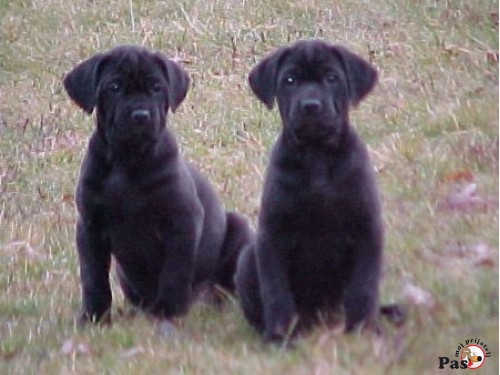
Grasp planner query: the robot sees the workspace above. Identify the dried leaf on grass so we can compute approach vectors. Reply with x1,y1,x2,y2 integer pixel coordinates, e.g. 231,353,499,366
0,347,20,361
486,50,499,64
61,194,75,204
490,11,499,26
60,339,91,356
441,243,494,268
438,182,492,213
439,169,474,184
0,241,43,260
120,346,145,359
402,282,435,308
437,170,496,213
423,242,495,283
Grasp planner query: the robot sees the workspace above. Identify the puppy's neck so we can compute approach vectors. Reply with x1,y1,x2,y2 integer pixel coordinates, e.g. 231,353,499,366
94,128,179,172
280,121,353,157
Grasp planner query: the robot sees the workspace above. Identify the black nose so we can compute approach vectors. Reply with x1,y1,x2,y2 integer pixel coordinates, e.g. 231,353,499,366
131,109,151,122
299,98,323,114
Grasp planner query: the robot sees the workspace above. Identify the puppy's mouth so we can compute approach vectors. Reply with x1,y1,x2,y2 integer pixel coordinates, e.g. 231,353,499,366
107,118,161,145
290,119,339,144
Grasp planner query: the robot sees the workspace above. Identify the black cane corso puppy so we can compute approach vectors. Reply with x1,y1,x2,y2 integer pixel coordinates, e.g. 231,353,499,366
64,45,253,325
235,40,383,342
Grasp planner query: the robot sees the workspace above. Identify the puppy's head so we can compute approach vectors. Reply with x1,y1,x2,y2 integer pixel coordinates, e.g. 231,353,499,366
63,46,189,143
249,40,377,146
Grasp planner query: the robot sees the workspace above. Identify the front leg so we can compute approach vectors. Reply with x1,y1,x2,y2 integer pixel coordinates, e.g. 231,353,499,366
257,234,297,342
343,232,382,332
151,209,203,319
76,218,112,325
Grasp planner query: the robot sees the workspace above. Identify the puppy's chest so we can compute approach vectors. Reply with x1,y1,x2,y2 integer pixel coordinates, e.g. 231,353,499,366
102,171,150,213
272,159,357,228
289,162,342,205
305,162,335,196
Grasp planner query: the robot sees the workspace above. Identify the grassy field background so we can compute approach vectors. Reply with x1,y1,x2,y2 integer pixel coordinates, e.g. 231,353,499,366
0,0,498,374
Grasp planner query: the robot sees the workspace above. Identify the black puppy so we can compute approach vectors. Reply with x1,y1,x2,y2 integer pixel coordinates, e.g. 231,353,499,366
64,46,253,324
235,40,383,342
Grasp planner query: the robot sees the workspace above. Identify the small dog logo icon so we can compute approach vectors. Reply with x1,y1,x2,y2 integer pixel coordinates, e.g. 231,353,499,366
461,345,485,369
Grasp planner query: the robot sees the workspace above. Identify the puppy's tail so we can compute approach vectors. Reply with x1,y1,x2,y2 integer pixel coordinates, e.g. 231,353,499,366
214,212,254,292
379,304,406,326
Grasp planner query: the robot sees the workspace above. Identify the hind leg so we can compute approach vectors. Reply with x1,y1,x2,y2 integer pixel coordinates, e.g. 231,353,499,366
235,245,265,333
214,212,254,292
116,265,143,307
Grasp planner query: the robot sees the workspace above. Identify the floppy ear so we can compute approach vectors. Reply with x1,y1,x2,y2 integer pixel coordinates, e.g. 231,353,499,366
63,53,106,114
155,54,190,113
248,47,289,109
332,46,378,106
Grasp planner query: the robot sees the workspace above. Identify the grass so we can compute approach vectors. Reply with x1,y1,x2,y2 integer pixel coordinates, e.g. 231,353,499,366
0,0,498,373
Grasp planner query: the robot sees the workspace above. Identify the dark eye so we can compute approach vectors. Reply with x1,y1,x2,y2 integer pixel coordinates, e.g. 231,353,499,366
325,73,337,84
152,82,163,93
108,82,121,93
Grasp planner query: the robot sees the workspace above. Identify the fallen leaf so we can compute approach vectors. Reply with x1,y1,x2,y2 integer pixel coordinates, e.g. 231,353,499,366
490,11,499,26
447,243,494,267
0,347,20,361
439,183,489,213
120,346,144,359
1,241,43,259
486,50,499,64
61,339,90,356
439,169,474,184
402,282,435,308
60,339,74,355
61,194,74,204
77,343,91,355
424,242,496,281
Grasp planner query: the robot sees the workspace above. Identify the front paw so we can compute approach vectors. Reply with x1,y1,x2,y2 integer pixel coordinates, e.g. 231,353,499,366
263,329,286,343
263,313,298,344
151,290,190,318
77,308,111,326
